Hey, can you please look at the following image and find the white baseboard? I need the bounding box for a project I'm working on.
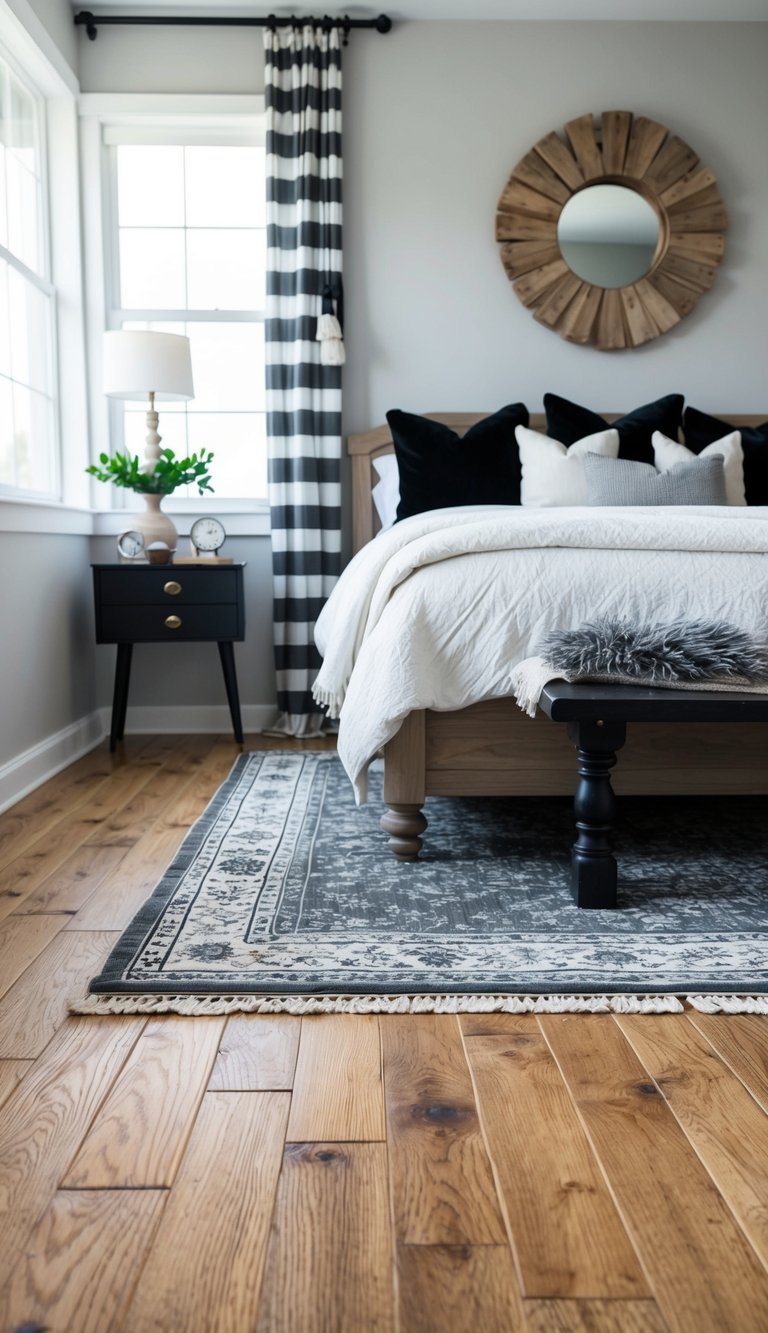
[0,710,106,815]
[0,704,281,814]
[119,704,279,735]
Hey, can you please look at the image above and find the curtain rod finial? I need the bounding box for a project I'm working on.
[375,14,393,32]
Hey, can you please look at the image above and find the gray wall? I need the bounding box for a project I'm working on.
[25,0,78,76]
[0,533,96,765]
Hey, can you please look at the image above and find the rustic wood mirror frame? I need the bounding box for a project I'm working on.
[496,110,727,350]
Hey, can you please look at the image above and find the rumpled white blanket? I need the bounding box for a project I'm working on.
[313,505,768,801]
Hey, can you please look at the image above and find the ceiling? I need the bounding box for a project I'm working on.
[69,0,768,19]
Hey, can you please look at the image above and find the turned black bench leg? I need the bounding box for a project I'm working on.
[566,719,627,909]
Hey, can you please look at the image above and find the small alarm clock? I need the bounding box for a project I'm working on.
[189,515,226,558]
[117,529,145,561]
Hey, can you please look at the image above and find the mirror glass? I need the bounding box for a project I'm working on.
[557,184,660,288]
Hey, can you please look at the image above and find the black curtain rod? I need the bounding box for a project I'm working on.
[74,10,392,41]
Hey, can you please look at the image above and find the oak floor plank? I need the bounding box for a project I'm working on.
[382,1014,506,1246]
[541,1014,768,1333]
[397,1245,525,1333]
[287,1014,385,1141]
[0,1015,144,1290]
[0,1058,31,1109]
[210,1015,301,1090]
[0,761,168,921]
[0,914,64,998]
[65,740,241,932]
[0,930,118,1059]
[62,1015,225,1188]
[688,1013,768,1113]
[81,734,215,848]
[0,1188,167,1332]
[524,1299,669,1333]
[11,842,134,917]
[463,1021,647,1299]
[123,1091,290,1333]
[256,1141,395,1333]
[618,1014,768,1270]
[0,743,130,874]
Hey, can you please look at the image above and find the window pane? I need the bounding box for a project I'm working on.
[8,75,36,174]
[7,155,40,271]
[124,407,187,457]
[0,261,9,376]
[187,413,266,498]
[119,228,186,307]
[0,375,13,485]
[187,323,265,412]
[0,145,7,250]
[12,383,53,492]
[8,267,50,391]
[184,147,265,228]
[117,146,184,227]
[186,228,264,309]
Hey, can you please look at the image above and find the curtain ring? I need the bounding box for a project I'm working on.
[342,15,351,46]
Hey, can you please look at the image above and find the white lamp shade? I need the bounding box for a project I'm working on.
[103,330,194,402]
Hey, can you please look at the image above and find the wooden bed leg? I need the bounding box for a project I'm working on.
[567,719,627,909]
[382,710,427,860]
[380,803,428,860]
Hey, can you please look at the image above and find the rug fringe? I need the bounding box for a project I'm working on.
[68,991,686,1016]
[686,994,768,1014]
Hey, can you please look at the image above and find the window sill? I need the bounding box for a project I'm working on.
[0,499,271,538]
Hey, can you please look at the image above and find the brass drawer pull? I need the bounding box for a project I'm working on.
[164,615,182,630]
[164,580,182,596]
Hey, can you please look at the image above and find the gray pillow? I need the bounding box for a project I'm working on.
[584,453,727,506]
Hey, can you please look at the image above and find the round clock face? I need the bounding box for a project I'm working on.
[117,529,145,559]
[190,515,226,553]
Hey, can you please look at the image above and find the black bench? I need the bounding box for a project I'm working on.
[538,682,768,910]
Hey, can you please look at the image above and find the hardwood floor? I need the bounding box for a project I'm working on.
[1,734,768,1331]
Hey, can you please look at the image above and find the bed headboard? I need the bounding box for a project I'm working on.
[348,412,766,555]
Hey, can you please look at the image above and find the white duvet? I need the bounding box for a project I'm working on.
[313,505,768,801]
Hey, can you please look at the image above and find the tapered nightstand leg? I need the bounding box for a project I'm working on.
[218,641,244,744]
[111,643,133,751]
[566,719,627,909]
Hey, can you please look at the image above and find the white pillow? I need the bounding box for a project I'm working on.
[372,453,400,530]
[516,425,620,507]
[653,430,745,507]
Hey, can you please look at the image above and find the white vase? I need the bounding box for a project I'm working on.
[132,493,178,550]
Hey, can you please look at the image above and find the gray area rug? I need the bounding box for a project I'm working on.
[78,751,768,1014]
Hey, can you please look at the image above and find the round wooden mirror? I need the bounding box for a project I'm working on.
[496,111,727,350]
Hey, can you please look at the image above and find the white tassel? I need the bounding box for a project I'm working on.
[316,312,346,366]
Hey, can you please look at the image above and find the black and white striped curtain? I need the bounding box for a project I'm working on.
[265,23,343,738]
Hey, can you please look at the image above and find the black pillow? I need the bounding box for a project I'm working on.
[387,404,529,521]
[684,406,768,506]
[544,393,684,464]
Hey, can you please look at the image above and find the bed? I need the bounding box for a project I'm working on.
[320,412,768,858]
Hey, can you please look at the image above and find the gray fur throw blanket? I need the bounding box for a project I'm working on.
[511,618,768,718]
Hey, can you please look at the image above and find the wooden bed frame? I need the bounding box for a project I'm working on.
[348,413,768,858]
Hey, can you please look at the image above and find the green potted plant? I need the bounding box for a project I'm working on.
[86,447,215,549]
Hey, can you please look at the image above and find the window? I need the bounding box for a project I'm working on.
[0,48,57,497]
[107,141,267,501]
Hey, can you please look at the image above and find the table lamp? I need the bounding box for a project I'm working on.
[102,330,195,549]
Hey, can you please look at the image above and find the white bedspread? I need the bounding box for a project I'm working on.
[313,506,768,800]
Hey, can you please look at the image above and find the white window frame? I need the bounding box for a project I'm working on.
[79,94,270,537]
[0,0,91,534]
[0,41,60,501]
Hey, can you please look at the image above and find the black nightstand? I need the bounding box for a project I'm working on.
[92,563,246,751]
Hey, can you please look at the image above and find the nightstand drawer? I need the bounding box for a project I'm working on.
[99,603,241,642]
[98,567,239,606]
